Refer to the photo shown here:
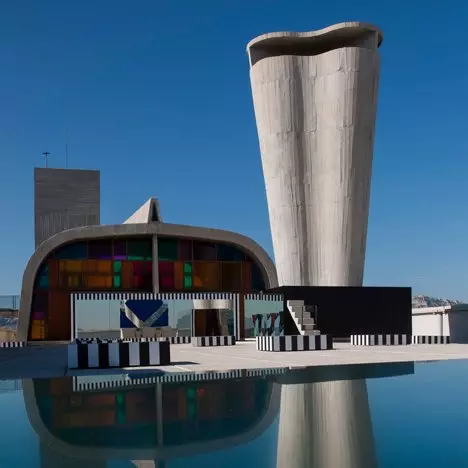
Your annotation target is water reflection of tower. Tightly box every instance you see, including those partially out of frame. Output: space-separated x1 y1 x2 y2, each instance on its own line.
276 380 377 468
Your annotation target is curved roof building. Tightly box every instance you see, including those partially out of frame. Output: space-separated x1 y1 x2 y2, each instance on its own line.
18 195 278 342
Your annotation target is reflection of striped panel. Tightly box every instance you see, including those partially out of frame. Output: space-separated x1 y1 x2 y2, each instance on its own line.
72 367 287 392
0 342 25 348
351 335 412 346
73 292 238 301
192 336 236 347
256 335 333 352
75 337 191 344
411 335 450 344
245 293 283 301
67 341 170 369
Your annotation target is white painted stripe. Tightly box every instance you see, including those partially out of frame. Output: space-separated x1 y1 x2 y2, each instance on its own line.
128 342 140 366
87 344 100 368
108 343 120 367
149 341 160 365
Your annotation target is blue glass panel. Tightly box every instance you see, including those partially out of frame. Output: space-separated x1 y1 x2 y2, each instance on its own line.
251 263 265 291
217 244 246 262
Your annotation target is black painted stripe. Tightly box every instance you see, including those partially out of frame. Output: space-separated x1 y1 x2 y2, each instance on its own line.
98 344 110 368
139 342 150 366
77 344 89 369
159 341 170 365
119 343 130 368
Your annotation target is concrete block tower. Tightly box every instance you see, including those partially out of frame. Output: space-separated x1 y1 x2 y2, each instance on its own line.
248 22 383 286
34 168 100 248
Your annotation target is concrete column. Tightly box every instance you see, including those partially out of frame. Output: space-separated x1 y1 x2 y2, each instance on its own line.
276 380 377 468
248 23 383 286
152 235 160 294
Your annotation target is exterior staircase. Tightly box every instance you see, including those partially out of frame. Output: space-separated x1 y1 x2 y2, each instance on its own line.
287 300 321 336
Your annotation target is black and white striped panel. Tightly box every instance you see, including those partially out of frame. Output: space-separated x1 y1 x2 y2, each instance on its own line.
192 336 236 347
412 335 450 345
256 335 333 352
245 293 283 301
73 292 237 301
351 334 412 346
0 342 25 348
159 336 191 344
72 367 287 392
67 341 171 369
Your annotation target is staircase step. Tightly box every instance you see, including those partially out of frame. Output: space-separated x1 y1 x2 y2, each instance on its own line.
287 300 305 307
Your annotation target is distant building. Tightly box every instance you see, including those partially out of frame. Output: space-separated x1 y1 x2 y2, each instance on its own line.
34 167 100 248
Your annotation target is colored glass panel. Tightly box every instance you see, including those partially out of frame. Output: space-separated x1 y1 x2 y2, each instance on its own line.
251 263 265 291
193 242 217 261
48 291 71 341
183 262 193 289
128 239 152 260
36 275 49 289
178 240 192 261
217 244 245 262
31 320 45 340
114 275 121 288
54 242 87 259
174 261 184 290
122 261 133 289
192 262 220 290
113 261 122 273
158 238 178 261
221 262 242 291
59 260 83 273
241 262 252 292
114 241 127 260
159 261 174 289
83 275 113 289
88 240 113 259
64 275 82 289
48 260 59 289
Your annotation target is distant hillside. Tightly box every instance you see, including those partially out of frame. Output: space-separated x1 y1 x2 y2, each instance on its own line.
412 295 463 308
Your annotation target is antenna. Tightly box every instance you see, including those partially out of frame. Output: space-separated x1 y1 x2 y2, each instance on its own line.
42 151 50 168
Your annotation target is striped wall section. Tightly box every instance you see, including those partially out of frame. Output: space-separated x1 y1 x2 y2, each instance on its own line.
72 367 287 392
412 335 450 344
73 292 239 301
192 336 236 347
351 334 412 346
245 293 283 301
67 341 170 369
0 342 25 348
256 335 333 352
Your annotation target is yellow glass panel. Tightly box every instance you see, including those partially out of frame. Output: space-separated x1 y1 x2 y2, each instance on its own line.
31 320 45 340
192 262 220 290
67 275 81 288
84 275 113 289
60 260 83 273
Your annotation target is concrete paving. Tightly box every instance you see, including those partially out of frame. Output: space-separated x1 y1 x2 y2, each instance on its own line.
1 340 468 380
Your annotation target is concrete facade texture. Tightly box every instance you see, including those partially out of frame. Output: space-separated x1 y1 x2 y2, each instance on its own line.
248 22 383 286
34 168 100 248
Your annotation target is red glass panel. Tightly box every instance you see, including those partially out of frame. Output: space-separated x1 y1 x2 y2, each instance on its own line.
178 240 192 261
159 261 174 289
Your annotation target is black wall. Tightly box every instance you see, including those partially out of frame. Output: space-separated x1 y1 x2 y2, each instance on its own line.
267 286 412 338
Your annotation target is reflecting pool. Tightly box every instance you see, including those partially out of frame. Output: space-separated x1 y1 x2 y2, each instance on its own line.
1 360 468 467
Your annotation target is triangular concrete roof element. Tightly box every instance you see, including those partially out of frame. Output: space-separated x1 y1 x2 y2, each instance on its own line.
123 198 162 224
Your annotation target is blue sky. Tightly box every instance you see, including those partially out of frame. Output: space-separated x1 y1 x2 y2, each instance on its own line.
1 0 467 299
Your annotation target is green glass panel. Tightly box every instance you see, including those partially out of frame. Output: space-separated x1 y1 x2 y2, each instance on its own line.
184 275 192 289
114 275 121 288
183 262 192 273
127 239 152 260
113 261 122 273
37 275 49 289
128 255 144 261
158 238 178 261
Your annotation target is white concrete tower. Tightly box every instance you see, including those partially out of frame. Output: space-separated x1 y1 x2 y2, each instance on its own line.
248 22 383 286
276 380 377 468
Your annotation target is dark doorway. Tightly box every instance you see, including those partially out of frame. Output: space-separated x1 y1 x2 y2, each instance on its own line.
193 309 221 336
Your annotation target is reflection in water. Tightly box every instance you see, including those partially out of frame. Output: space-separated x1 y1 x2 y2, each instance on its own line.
18 363 415 466
277 380 376 468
